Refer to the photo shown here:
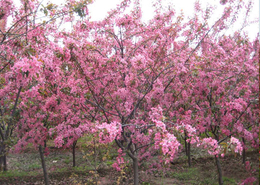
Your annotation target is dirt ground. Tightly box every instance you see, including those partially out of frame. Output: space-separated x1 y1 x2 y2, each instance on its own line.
0 148 258 185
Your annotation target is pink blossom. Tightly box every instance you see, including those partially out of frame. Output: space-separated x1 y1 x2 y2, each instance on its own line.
201 138 220 155
97 121 122 143
230 137 243 155
159 133 180 163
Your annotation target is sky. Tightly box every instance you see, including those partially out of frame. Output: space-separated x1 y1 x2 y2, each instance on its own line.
88 0 258 21
10 0 259 40
87 0 259 40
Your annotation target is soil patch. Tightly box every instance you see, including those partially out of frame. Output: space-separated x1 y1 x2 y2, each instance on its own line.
0 149 258 185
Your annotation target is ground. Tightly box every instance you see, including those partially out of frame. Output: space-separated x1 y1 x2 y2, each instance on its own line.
0 142 258 185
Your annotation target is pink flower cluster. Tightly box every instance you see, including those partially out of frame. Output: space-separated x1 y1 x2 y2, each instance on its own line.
229 137 243 155
149 106 164 121
98 121 122 143
200 138 220 156
49 122 93 148
158 133 180 164
176 123 200 144
112 148 126 171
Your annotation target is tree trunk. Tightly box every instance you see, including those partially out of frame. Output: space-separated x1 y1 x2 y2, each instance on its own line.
0 141 7 171
44 140 47 149
0 157 3 171
3 154 7 171
184 131 191 167
0 155 7 171
215 155 223 185
72 140 77 167
242 137 246 164
187 142 191 167
133 157 139 185
39 145 50 185
184 132 188 156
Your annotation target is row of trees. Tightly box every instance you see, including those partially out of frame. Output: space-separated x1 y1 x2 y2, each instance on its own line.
0 0 259 185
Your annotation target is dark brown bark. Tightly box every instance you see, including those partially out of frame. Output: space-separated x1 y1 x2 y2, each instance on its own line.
184 131 191 167
44 140 47 149
184 132 188 156
72 140 77 167
215 155 223 185
39 145 50 185
187 142 191 167
242 137 246 164
0 86 22 172
115 138 140 185
133 157 139 185
0 141 7 171
0 155 7 171
3 154 7 171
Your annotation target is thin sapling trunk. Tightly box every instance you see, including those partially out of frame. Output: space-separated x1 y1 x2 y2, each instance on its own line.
187 142 191 167
215 155 223 185
72 140 77 167
0 141 7 171
39 145 50 185
133 157 139 185
242 137 246 164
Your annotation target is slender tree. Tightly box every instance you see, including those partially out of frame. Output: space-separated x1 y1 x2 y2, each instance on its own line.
0 1 91 184
56 1 258 184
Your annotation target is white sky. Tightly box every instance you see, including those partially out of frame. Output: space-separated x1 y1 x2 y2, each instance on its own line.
10 0 259 40
87 0 259 40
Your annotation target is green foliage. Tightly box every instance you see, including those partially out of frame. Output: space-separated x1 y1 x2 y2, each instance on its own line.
223 176 237 184
200 131 214 138
171 167 198 180
65 165 92 173
73 0 93 18
200 178 218 185
27 163 41 170
0 170 37 178
63 157 71 164
106 160 114 166
55 167 67 173
85 170 100 185
73 4 85 18
141 182 151 185
116 165 128 185
40 3 57 16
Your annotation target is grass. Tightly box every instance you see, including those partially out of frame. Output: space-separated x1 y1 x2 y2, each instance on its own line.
63 156 71 164
141 182 151 185
165 162 239 185
1 136 258 185
223 176 237 184
0 170 38 178
169 167 206 184
27 163 41 170
171 167 199 180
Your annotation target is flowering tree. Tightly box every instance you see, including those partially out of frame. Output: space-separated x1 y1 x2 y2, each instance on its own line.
0 0 258 185
57 0 258 184
0 0 91 184
161 1 259 184
187 32 258 184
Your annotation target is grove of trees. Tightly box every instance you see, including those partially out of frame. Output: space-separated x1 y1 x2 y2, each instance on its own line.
0 0 258 185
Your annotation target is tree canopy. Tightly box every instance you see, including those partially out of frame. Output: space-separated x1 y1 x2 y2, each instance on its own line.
0 0 258 184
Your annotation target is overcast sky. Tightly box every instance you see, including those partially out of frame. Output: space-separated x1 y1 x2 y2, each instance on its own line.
88 0 258 21
11 0 259 39
87 0 259 39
